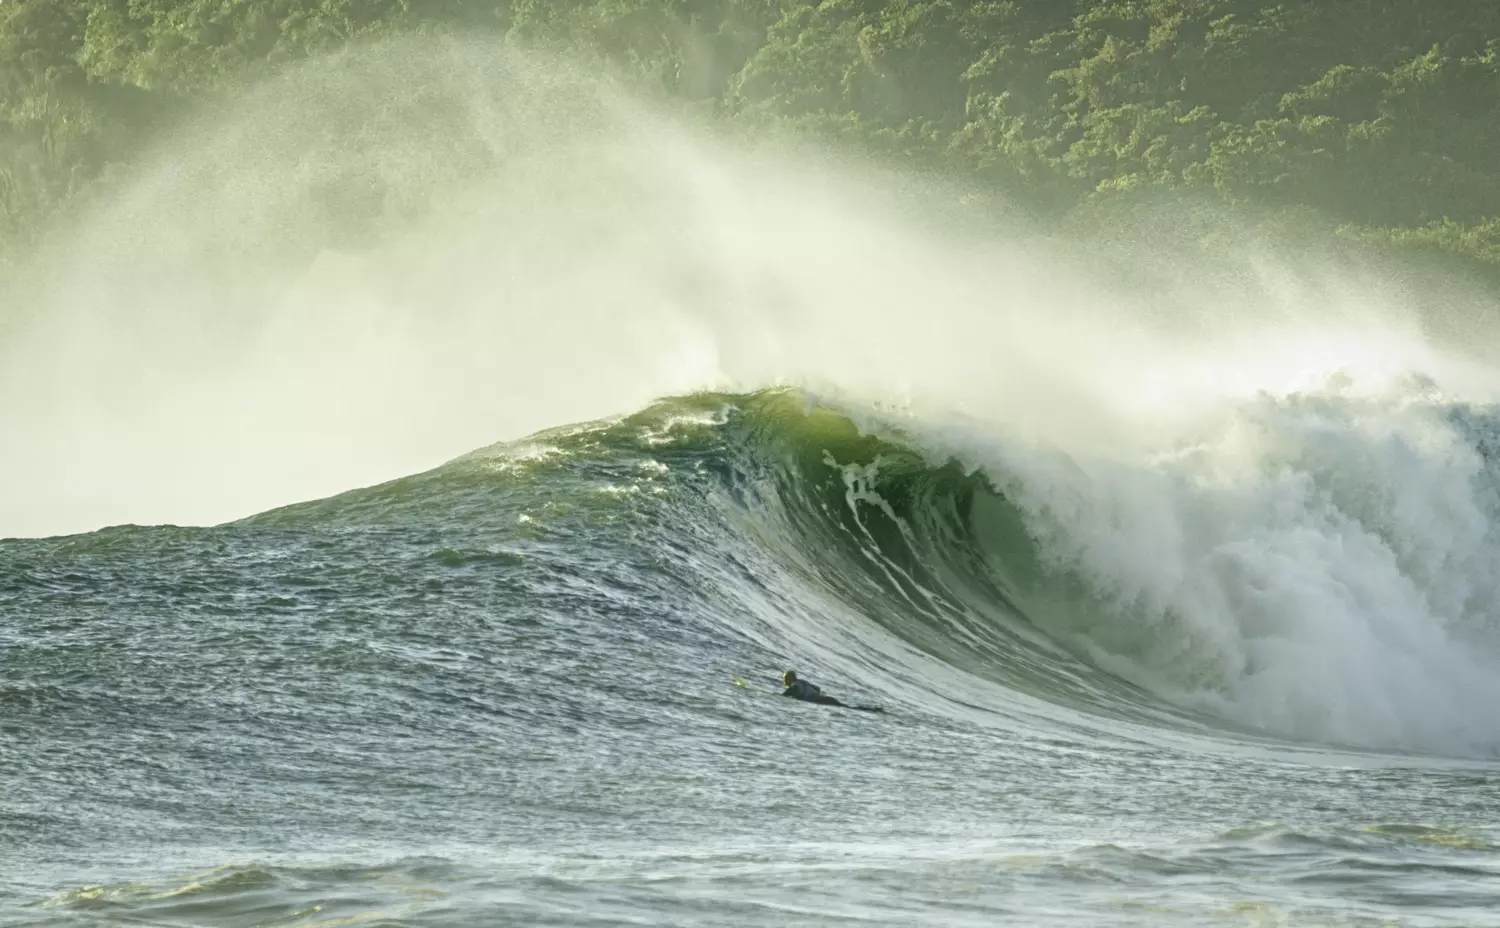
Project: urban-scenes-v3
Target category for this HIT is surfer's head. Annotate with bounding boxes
[782,669,797,686]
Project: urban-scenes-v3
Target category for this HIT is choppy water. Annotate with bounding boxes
[5,390,1500,926]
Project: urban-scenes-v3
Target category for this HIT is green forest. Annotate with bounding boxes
[4,0,1500,271]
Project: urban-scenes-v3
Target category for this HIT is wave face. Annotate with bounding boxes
[235,387,1500,757]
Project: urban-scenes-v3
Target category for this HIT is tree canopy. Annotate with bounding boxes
[4,0,1500,267]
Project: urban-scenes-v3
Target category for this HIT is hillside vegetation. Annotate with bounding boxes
[4,0,1500,267]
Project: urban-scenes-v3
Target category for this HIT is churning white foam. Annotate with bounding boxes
[892,364,1500,756]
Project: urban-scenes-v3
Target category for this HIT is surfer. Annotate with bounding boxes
[780,669,846,707]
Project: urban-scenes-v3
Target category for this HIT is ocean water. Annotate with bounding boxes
[5,389,1500,926]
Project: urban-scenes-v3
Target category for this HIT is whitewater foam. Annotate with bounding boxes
[866,372,1500,756]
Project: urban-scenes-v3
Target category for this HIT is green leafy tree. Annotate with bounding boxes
[6,0,1500,273]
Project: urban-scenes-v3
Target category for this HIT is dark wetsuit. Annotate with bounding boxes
[782,679,843,706]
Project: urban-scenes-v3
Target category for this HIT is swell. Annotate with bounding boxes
[413,386,1500,757]
[29,386,1500,757]
[226,390,1197,737]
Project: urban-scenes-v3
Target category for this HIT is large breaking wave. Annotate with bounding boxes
[6,37,1500,759]
[296,386,1500,759]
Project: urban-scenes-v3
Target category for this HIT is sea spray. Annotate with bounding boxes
[9,37,1498,539]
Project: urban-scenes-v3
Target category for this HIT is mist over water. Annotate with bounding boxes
[5,36,1492,531]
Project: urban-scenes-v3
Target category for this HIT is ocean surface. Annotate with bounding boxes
[4,388,1500,926]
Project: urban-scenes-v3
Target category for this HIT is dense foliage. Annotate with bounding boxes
[4,0,1500,266]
